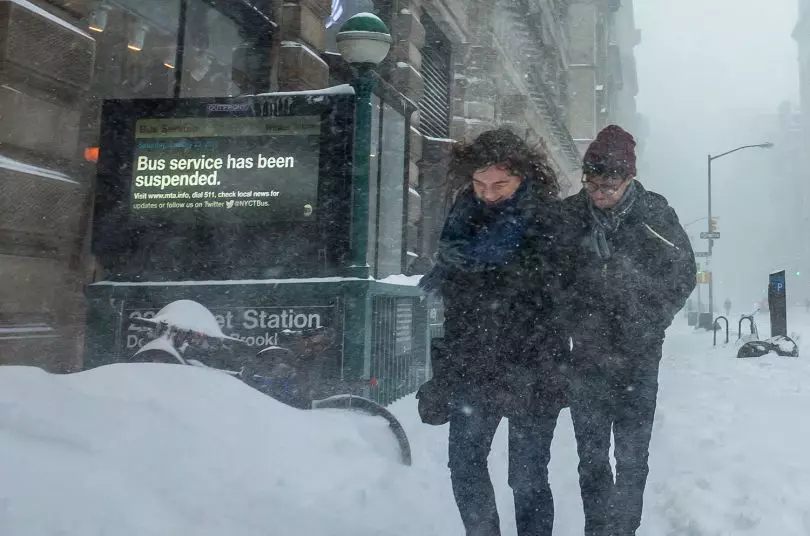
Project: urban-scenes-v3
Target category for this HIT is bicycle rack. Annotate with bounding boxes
[713,316,729,346]
[738,315,759,341]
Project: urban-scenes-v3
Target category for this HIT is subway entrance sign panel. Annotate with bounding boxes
[130,116,321,223]
[92,87,356,282]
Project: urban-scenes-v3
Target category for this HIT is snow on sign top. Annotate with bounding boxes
[91,276,373,287]
[250,84,356,98]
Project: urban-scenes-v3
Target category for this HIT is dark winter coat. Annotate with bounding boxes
[428,185,570,415]
[557,183,696,375]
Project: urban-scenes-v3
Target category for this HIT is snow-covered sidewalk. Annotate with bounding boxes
[1,311,809,535]
[392,314,810,535]
[641,317,810,535]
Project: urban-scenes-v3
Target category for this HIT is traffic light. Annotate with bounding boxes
[709,217,718,233]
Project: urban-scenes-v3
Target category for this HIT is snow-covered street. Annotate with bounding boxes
[2,310,810,535]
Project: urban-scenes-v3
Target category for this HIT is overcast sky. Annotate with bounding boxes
[636,0,799,122]
[633,0,802,309]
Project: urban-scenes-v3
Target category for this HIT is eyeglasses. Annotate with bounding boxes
[581,175,626,195]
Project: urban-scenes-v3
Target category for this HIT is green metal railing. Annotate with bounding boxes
[367,295,430,406]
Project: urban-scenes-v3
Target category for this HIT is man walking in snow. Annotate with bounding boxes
[724,298,732,317]
[558,125,696,536]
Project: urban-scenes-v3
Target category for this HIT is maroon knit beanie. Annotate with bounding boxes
[583,125,637,178]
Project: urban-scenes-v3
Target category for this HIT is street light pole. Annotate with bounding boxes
[705,142,773,324]
[708,154,714,319]
[335,13,393,386]
[336,13,393,279]
[347,64,376,278]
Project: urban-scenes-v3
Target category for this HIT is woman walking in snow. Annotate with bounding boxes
[416,128,569,536]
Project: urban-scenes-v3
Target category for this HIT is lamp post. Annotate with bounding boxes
[337,13,392,278]
[706,142,774,322]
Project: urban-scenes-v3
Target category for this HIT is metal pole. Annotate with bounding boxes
[172,0,189,99]
[693,235,703,314]
[702,142,771,326]
[347,64,376,278]
[708,154,714,320]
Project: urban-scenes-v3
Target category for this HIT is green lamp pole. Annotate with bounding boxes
[337,13,392,279]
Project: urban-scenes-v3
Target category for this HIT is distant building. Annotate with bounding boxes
[609,0,643,152]
[796,0,810,128]
[792,4,810,291]
[567,0,642,156]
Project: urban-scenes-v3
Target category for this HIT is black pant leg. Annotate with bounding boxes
[508,403,562,536]
[570,376,615,536]
[610,361,660,536]
[448,397,504,536]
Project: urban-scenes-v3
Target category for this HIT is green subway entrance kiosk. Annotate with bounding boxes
[84,86,429,406]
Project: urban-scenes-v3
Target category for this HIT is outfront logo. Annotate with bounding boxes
[207,103,251,113]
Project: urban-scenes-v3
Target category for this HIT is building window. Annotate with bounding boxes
[84,2,180,100]
[375,103,407,278]
[418,13,451,139]
[180,0,243,97]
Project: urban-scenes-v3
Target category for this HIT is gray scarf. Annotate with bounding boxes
[586,180,639,261]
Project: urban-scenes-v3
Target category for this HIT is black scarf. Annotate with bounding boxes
[586,180,639,261]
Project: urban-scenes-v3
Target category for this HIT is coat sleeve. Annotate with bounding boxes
[612,205,696,326]
[533,201,590,342]
[656,206,697,318]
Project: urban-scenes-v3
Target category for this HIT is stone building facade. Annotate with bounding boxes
[567,0,641,156]
[0,0,638,370]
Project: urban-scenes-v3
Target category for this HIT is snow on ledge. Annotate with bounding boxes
[377,274,424,287]
[12,0,93,40]
[0,155,79,185]
[423,135,457,144]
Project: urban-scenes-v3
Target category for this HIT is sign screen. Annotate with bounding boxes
[131,115,322,222]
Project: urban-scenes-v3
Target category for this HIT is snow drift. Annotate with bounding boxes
[0,364,458,536]
[3,311,810,535]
